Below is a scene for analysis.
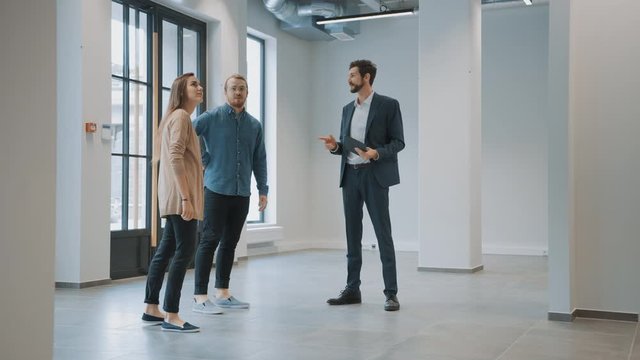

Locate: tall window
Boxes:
[159,13,206,119]
[246,34,265,223]
[156,8,207,234]
[111,1,151,231]
[111,0,206,278]
[111,0,206,232]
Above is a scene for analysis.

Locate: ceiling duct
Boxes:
[324,23,357,41]
[298,2,344,18]
[263,0,359,41]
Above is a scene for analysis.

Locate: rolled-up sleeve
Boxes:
[253,125,269,196]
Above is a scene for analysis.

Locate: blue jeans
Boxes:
[144,215,197,313]
[194,189,249,293]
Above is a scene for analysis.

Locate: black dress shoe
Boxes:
[327,289,362,305]
[384,295,400,311]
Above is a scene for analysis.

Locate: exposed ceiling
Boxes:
[280,0,527,14]
[263,0,531,41]
[345,0,420,13]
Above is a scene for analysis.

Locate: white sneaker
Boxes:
[214,296,250,309]
[192,299,223,315]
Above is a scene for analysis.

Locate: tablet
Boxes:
[343,136,368,154]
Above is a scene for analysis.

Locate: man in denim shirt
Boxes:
[191,74,268,314]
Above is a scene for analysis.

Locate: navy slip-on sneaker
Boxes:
[161,321,200,333]
[141,313,164,324]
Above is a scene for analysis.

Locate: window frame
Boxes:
[246,33,266,224]
[111,1,154,232]
[110,0,206,233]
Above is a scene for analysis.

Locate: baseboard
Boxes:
[548,309,639,322]
[363,240,417,252]
[275,242,545,255]
[548,312,575,322]
[284,239,419,252]
[573,309,638,322]
[256,240,422,254]
[482,245,548,256]
[247,241,279,257]
[417,264,484,273]
[278,240,346,252]
[55,279,112,289]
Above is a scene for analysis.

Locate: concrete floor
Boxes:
[54,250,640,359]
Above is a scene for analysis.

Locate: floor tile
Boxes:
[52,250,635,360]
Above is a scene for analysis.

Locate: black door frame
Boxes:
[110,0,206,279]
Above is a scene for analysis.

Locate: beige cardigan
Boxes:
[157,109,204,220]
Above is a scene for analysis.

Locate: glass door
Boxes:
[110,0,206,279]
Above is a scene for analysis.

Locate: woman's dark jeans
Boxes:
[144,215,197,313]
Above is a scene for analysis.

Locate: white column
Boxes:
[56,0,111,285]
[546,0,574,320]
[0,1,56,358]
[417,0,483,272]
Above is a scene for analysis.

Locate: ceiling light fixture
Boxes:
[523,0,533,5]
[316,8,415,25]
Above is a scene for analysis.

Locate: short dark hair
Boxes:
[349,59,377,85]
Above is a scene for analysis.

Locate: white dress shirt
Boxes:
[347,91,374,165]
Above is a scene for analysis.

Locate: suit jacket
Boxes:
[333,92,405,188]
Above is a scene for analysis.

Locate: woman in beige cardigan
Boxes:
[142,73,204,333]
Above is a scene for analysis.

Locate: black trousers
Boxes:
[342,165,398,296]
[144,215,197,313]
[194,189,250,293]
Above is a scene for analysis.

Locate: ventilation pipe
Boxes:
[297,2,344,18]
[263,0,308,28]
[263,0,357,41]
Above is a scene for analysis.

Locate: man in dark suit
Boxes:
[319,59,405,311]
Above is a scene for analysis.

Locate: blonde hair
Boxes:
[152,73,195,164]
[224,73,248,90]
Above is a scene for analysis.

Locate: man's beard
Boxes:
[350,83,362,94]
[231,98,245,107]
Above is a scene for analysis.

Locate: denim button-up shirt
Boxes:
[192,103,268,197]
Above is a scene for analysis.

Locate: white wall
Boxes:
[482,4,549,256]
[247,0,315,247]
[56,0,83,282]
[56,0,111,284]
[547,0,574,316]
[569,0,640,313]
[305,5,546,255]
[54,0,249,281]
[0,1,56,358]
[418,0,483,270]
[309,17,420,251]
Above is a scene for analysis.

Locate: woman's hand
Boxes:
[181,200,195,221]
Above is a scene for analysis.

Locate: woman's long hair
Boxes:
[152,72,195,164]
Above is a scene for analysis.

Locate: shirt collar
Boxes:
[224,102,245,116]
[354,91,375,108]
